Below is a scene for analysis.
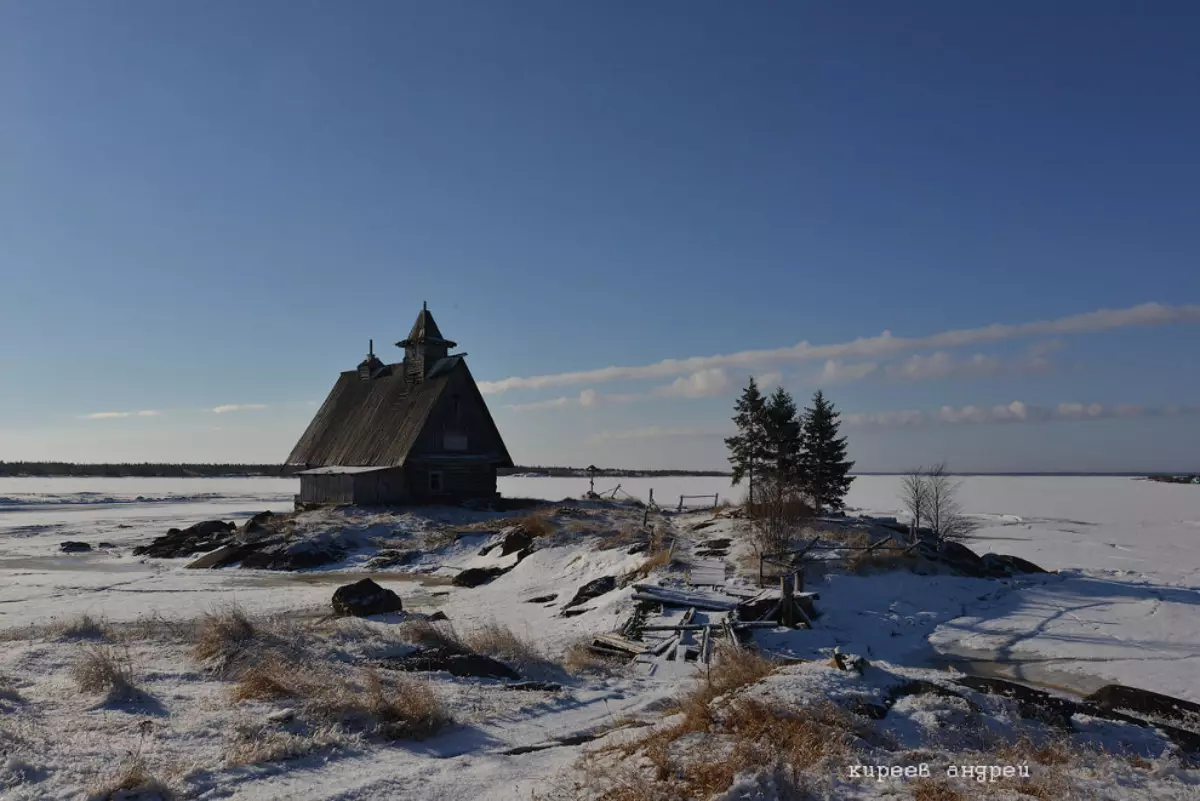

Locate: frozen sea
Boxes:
[2,474,1199,701]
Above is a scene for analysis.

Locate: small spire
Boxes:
[369,339,374,357]
[423,300,428,312]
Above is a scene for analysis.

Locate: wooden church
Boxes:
[287,303,513,506]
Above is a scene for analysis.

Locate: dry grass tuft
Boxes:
[561,639,623,677]
[463,622,550,671]
[832,531,915,574]
[72,645,140,702]
[629,549,674,580]
[225,723,351,766]
[52,613,111,641]
[596,524,649,551]
[669,647,777,728]
[193,605,262,676]
[232,656,451,741]
[517,513,557,538]
[396,618,467,653]
[88,755,174,800]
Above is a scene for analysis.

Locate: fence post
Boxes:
[713,493,719,511]
[678,495,684,512]
[780,572,796,628]
[649,488,654,507]
[758,553,764,587]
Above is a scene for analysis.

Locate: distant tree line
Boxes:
[0,462,302,478]
[1,462,731,479]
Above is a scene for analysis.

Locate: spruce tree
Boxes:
[725,378,770,504]
[763,386,803,494]
[800,390,855,511]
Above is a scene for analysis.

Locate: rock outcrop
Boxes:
[331,578,404,617]
[132,520,236,558]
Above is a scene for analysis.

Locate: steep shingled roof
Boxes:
[286,356,512,468]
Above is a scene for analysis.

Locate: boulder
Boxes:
[452,566,509,588]
[479,527,534,558]
[132,520,236,558]
[97,542,116,549]
[980,553,1049,577]
[331,578,403,617]
[564,576,617,609]
[524,594,558,604]
[59,541,92,553]
[383,647,520,680]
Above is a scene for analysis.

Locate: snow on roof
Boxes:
[295,465,396,475]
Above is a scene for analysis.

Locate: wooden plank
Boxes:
[593,634,649,655]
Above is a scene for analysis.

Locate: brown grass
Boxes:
[561,639,623,677]
[88,755,174,801]
[225,723,351,766]
[232,656,451,741]
[463,622,549,671]
[596,524,649,551]
[396,618,467,653]
[517,513,557,538]
[910,778,967,801]
[71,645,140,702]
[193,604,263,676]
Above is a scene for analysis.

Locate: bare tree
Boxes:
[748,476,813,558]
[899,462,978,543]
[899,466,930,543]
[924,462,979,542]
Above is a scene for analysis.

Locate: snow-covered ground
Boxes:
[1,475,1198,799]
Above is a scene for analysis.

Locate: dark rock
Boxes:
[97,542,116,549]
[1086,684,1200,727]
[241,511,276,540]
[560,608,591,618]
[453,566,509,588]
[918,540,988,577]
[332,578,403,617]
[844,699,890,720]
[132,520,237,558]
[626,543,649,555]
[116,524,132,529]
[366,549,422,569]
[695,548,728,558]
[426,611,449,622]
[239,539,344,570]
[702,538,732,550]
[513,545,536,563]
[980,553,1050,577]
[525,594,558,604]
[564,576,617,608]
[955,676,1086,728]
[59,541,92,553]
[505,681,562,692]
[480,527,535,558]
[383,647,520,680]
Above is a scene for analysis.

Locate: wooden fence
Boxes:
[677,493,720,512]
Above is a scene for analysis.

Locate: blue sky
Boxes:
[2,1,1199,472]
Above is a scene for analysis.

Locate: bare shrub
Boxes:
[746,488,814,558]
[88,755,174,800]
[629,548,673,580]
[670,647,777,730]
[72,645,140,702]
[900,463,979,543]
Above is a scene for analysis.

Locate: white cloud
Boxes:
[589,427,727,443]
[819,360,879,383]
[80,410,162,420]
[651,368,731,399]
[477,302,1197,394]
[505,389,639,413]
[210,404,268,414]
[753,371,784,388]
[845,400,1200,427]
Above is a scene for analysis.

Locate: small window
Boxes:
[428,471,443,492]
